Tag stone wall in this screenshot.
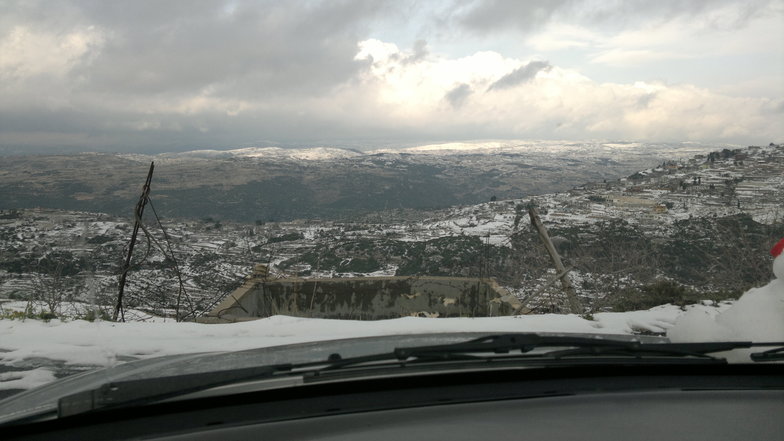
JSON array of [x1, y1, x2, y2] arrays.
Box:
[[198, 266, 525, 323]]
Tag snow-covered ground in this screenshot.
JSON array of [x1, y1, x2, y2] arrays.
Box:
[[0, 306, 685, 392], [2, 248, 782, 394]]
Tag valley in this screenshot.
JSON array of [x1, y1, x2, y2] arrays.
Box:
[[1, 143, 781, 319], [0, 141, 719, 222]]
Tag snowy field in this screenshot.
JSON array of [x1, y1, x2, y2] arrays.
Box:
[[0, 305, 687, 393]]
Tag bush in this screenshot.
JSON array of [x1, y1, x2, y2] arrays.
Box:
[[87, 235, 115, 244], [339, 257, 381, 273], [611, 280, 698, 311], [267, 232, 304, 244], [37, 311, 58, 321], [81, 309, 112, 322], [0, 310, 30, 320], [0, 309, 58, 321]]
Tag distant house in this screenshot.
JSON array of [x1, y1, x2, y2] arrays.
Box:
[[610, 196, 658, 208]]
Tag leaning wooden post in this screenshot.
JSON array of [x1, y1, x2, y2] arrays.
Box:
[[528, 206, 581, 314], [113, 162, 155, 322]]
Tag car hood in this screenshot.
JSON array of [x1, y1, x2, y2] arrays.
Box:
[[0, 332, 666, 425]]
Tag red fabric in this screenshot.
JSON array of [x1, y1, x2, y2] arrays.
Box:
[[771, 238, 784, 257]]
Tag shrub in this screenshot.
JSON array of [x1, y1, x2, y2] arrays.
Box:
[[0, 310, 30, 320], [82, 309, 112, 322], [611, 280, 698, 311]]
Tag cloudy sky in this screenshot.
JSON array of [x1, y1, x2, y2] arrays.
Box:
[[1, 0, 782, 153]]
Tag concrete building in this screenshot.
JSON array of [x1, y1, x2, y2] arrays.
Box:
[[199, 265, 526, 323]]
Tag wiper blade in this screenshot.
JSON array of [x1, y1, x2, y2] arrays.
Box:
[[392, 334, 768, 363], [751, 346, 784, 361], [324, 334, 775, 371], [393, 334, 745, 359]]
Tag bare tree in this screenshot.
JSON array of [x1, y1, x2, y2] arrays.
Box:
[[30, 254, 83, 318]]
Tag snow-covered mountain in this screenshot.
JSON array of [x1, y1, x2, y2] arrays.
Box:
[[5, 140, 731, 223], [160, 146, 363, 161], [164, 140, 727, 160], [369, 140, 717, 156]]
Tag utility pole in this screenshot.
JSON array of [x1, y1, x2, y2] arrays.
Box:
[[484, 233, 491, 279], [114, 162, 155, 322], [528, 206, 581, 314]]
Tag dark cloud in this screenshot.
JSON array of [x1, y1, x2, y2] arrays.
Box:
[[403, 39, 429, 64], [0, 104, 381, 153], [3, 0, 393, 100], [455, 0, 570, 33], [0, 1, 779, 152], [453, 0, 776, 34], [386, 39, 429, 65], [636, 92, 657, 109], [0, 0, 398, 151], [487, 60, 551, 91], [68, 0, 390, 98], [444, 83, 472, 108]]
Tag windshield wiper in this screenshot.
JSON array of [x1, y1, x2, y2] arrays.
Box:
[[751, 346, 784, 361], [321, 334, 761, 371], [57, 334, 782, 419]]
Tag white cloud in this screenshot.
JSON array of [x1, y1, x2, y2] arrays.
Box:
[[345, 39, 783, 143], [525, 1, 783, 68], [589, 49, 688, 67], [0, 25, 104, 80], [526, 24, 602, 51], [353, 39, 522, 116]]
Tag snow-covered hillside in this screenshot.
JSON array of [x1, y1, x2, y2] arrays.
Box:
[[169, 140, 726, 160], [1, 144, 781, 319], [1, 144, 783, 398], [160, 146, 364, 161], [5, 140, 761, 223]]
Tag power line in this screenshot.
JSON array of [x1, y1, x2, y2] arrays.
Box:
[[147, 198, 194, 321], [114, 161, 195, 322]]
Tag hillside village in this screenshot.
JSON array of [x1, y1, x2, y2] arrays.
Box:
[[0, 143, 782, 320], [545, 143, 782, 226]]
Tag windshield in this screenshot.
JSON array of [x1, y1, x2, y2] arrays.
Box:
[[0, 0, 782, 404]]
